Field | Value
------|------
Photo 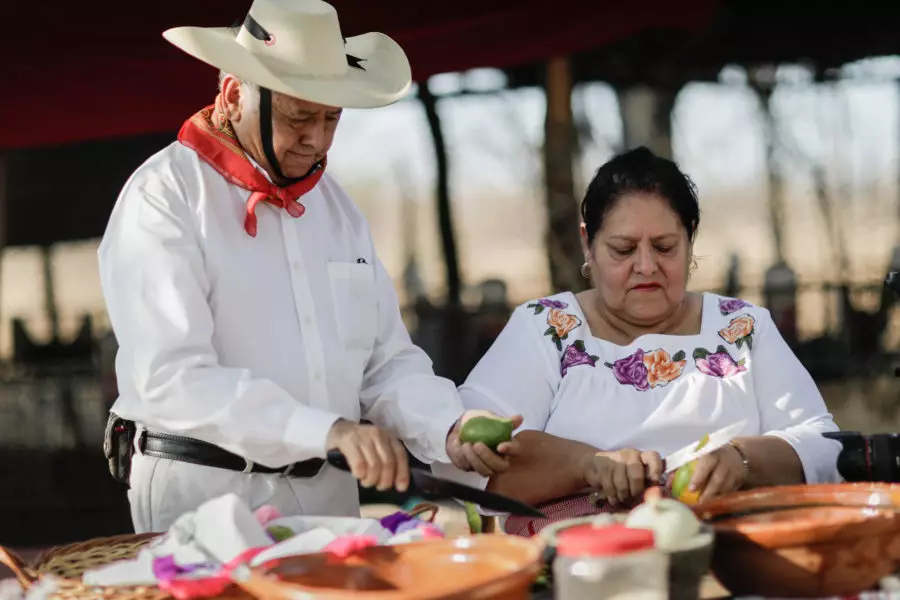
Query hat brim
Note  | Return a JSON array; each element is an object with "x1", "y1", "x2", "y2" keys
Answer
[{"x1": 163, "y1": 27, "x2": 411, "y2": 109}]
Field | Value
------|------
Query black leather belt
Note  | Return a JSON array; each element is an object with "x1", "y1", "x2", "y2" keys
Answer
[{"x1": 140, "y1": 431, "x2": 325, "y2": 478}]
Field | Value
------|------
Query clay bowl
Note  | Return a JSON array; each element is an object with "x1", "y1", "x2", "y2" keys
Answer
[
  {"x1": 261, "y1": 534, "x2": 542, "y2": 600},
  {"x1": 693, "y1": 483, "x2": 900, "y2": 598}
]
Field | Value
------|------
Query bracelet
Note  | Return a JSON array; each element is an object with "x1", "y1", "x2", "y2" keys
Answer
[{"x1": 728, "y1": 440, "x2": 750, "y2": 481}]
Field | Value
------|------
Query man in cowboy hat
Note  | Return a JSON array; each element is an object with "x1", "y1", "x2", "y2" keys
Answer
[{"x1": 98, "y1": 0, "x2": 519, "y2": 533}]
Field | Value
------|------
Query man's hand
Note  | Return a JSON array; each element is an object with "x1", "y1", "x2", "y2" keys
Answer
[
  {"x1": 445, "y1": 410, "x2": 524, "y2": 477},
  {"x1": 325, "y1": 419, "x2": 410, "y2": 492}
]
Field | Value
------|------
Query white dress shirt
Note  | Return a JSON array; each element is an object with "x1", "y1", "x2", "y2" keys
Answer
[
  {"x1": 435, "y1": 292, "x2": 842, "y2": 500},
  {"x1": 98, "y1": 141, "x2": 463, "y2": 473}
]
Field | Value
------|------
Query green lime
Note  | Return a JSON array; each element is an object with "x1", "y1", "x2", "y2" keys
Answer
[
  {"x1": 459, "y1": 416, "x2": 514, "y2": 450},
  {"x1": 266, "y1": 525, "x2": 295, "y2": 542}
]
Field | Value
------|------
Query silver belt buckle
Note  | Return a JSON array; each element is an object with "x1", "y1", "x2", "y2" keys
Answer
[{"x1": 242, "y1": 459, "x2": 255, "y2": 474}]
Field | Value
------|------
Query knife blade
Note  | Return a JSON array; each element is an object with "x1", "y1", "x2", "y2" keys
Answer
[
  {"x1": 663, "y1": 419, "x2": 748, "y2": 475},
  {"x1": 325, "y1": 449, "x2": 546, "y2": 518}
]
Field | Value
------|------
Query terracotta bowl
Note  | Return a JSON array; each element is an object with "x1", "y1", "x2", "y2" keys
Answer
[
  {"x1": 693, "y1": 483, "x2": 900, "y2": 598},
  {"x1": 260, "y1": 534, "x2": 542, "y2": 600}
]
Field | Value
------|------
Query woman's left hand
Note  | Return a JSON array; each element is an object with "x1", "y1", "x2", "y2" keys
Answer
[{"x1": 689, "y1": 443, "x2": 748, "y2": 502}]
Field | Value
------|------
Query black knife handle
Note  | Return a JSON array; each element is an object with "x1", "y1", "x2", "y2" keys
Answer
[{"x1": 326, "y1": 449, "x2": 351, "y2": 472}]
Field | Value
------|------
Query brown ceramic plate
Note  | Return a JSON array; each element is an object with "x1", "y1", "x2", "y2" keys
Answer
[{"x1": 262, "y1": 534, "x2": 542, "y2": 600}]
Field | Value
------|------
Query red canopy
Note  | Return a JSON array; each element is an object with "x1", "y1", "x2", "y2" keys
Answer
[{"x1": 0, "y1": 0, "x2": 718, "y2": 149}]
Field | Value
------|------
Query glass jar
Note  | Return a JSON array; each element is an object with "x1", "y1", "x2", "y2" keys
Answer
[{"x1": 552, "y1": 523, "x2": 669, "y2": 600}]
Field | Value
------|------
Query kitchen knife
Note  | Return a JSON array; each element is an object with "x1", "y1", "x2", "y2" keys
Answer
[
  {"x1": 663, "y1": 419, "x2": 748, "y2": 475},
  {"x1": 326, "y1": 449, "x2": 546, "y2": 518}
]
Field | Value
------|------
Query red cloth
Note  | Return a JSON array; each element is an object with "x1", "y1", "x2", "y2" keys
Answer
[
  {"x1": 505, "y1": 492, "x2": 647, "y2": 537},
  {"x1": 0, "y1": 0, "x2": 720, "y2": 149},
  {"x1": 176, "y1": 97, "x2": 325, "y2": 237}
]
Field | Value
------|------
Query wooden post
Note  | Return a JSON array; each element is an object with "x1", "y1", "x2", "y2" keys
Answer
[{"x1": 543, "y1": 57, "x2": 585, "y2": 293}]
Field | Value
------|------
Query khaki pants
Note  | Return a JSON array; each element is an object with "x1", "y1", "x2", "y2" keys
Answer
[{"x1": 127, "y1": 446, "x2": 360, "y2": 533}]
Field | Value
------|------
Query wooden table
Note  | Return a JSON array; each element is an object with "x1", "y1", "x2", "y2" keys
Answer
[{"x1": 531, "y1": 575, "x2": 730, "y2": 599}]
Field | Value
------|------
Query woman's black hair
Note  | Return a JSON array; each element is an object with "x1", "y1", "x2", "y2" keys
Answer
[{"x1": 581, "y1": 146, "x2": 700, "y2": 245}]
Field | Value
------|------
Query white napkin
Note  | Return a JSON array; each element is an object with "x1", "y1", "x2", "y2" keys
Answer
[
  {"x1": 82, "y1": 493, "x2": 436, "y2": 588},
  {"x1": 249, "y1": 516, "x2": 393, "y2": 565},
  {"x1": 267, "y1": 516, "x2": 391, "y2": 541},
  {"x1": 83, "y1": 493, "x2": 268, "y2": 587}
]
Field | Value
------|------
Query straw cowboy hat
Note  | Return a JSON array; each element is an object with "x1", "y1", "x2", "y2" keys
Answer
[{"x1": 163, "y1": 0, "x2": 412, "y2": 109}]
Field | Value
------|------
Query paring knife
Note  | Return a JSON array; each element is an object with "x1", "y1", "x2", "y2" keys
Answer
[
  {"x1": 326, "y1": 449, "x2": 546, "y2": 518},
  {"x1": 663, "y1": 419, "x2": 749, "y2": 475}
]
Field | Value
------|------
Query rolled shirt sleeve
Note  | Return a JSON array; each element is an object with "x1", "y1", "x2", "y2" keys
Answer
[
  {"x1": 750, "y1": 309, "x2": 843, "y2": 484},
  {"x1": 358, "y1": 257, "x2": 464, "y2": 464}
]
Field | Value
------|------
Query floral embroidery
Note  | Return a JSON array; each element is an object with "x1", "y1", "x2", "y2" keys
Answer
[
  {"x1": 527, "y1": 298, "x2": 568, "y2": 315},
  {"x1": 644, "y1": 349, "x2": 687, "y2": 388},
  {"x1": 543, "y1": 308, "x2": 581, "y2": 350},
  {"x1": 604, "y1": 348, "x2": 687, "y2": 391},
  {"x1": 718, "y1": 297, "x2": 751, "y2": 316},
  {"x1": 605, "y1": 349, "x2": 649, "y2": 391},
  {"x1": 693, "y1": 345, "x2": 746, "y2": 378},
  {"x1": 561, "y1": 340, "x2": 599, "y2": 376},
  {"x1": 718, "y1": 314, "x2": 756, "y2": 350}
]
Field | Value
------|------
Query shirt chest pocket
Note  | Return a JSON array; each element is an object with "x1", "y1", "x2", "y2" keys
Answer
[{"x1": 328, "y1": 262, "x2": 378, "y2": 352}]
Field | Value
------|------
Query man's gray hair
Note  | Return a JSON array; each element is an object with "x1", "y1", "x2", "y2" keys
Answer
[{"x1": 218, "y1": 70, "x2": 259, "y2": 115}]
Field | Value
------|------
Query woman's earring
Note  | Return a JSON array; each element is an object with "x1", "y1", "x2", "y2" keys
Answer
[
  {"x1": 690, "y1": 256, "x2": 699, "y2": 274},
  {"x1": 581, "y1": 262, "x2": 592, "y2": 279}
]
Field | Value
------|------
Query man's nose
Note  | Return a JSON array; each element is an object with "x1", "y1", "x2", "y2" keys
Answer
[{"x1": 300, "y1": 119, "x2": 327, "y2": 150}]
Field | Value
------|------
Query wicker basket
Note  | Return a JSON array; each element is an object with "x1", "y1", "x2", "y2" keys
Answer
[{"x1": 0, "y1": 503, "x2": 442, "y2": 600}]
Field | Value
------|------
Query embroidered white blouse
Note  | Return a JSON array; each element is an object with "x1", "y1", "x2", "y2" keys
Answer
[
  {"x1": 98, "y1": 142, "x2": 463, "y2": 471},
  {"x1": 439, "y1": 291, "x2": 842, "y2": 489}
]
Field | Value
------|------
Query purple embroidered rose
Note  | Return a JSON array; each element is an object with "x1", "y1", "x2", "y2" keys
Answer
[
  {"x1": 561, "y1": 340, "x2": 599, "y2": 376},
  {"x1": 695, "y1": 349, "x2": 746, "y2": 378},
  {"x1": 607, "y1": 349, "x2": 649, "y2": 391},
  {"x1": 538, "y1": 298, "x2": 568, "y2": 309},
  {"x1": 718, "y1": 297, "x2": 750, "y2": 316},
  {"x1": 527, "y1": 298, "x2": 568, "y2": 315}
]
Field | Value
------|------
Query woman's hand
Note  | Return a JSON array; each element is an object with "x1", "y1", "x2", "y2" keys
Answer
[
  {"x1": 689, "y1": 442, "x2": 748, "y2": 502},
  {"x1": 582, "y1": 448, "x2": 664, "y2": 505}
]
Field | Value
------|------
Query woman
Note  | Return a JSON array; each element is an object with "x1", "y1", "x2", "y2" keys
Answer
[{"x1": 451, "y1": 147, "x2": 841, "y2": 536}]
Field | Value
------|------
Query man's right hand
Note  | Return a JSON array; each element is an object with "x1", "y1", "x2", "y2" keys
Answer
[{"x1": 325, "y1": 419, "x2": 410, "y2": 492}]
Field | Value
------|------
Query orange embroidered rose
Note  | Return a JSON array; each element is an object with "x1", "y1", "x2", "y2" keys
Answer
[
  {"x1": 718, "y1": 315, "x2": 756, "y2": 347},
  {"x1": 642, "y1": 349, "x2": 687, "y2": 388},
  {"x1": 547, "y1": 308, "x2": 581, "y2": 339}
]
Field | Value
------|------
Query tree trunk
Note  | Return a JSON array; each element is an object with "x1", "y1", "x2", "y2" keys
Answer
[
  {"x1": 419, "y1": 82, "x2": 470, "y2": 384},
  {"x1": 419, "y1": 82, "x2": 462, "y2": 308},
  {"x1": 543, "y1": 57, "x2": 585, "y2": 293},
  {"x1": 617, "y1": 84, "x2": 678, "y2": 159},
  {"x1": 751, "y1": 81, "x2": 787, "y2": 265}
]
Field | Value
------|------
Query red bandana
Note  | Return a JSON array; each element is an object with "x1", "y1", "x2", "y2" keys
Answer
[{"x1": 176, "y1": 96, "x2": 326, "y2": 237}]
